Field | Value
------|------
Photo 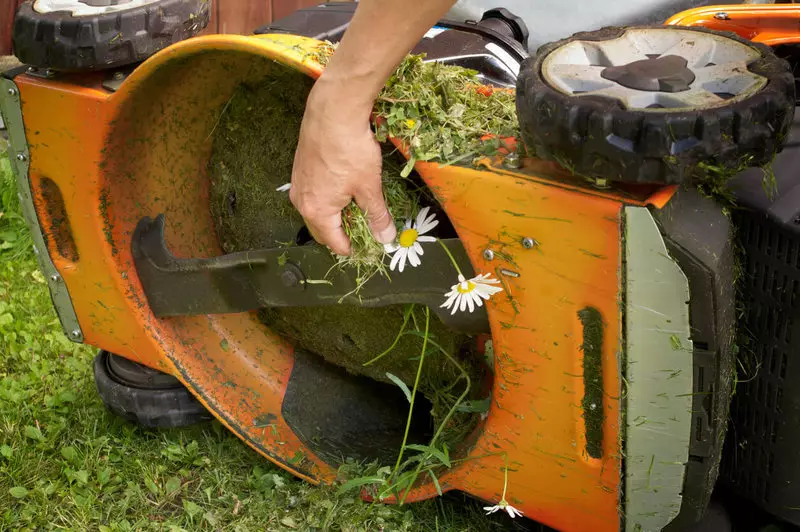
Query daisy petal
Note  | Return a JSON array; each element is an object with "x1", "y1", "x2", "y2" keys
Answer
[
  {"x1": 390, "y1": 249, "x2": 403, "y2": 271},
  {"x1": 484, "y1": 505, "x2": 501, "y2": 515},
  {"x1": 459, "y1": 293, "x2": 469, "y2": 313},
  {"x1": 471, "y1": 291, "x2": 483, "y2": 310},
  {"x1": 275, "y1": 183, "x2": 292, "y2": 192},
  {"x1": 466, "y1": 293, "x2": 475, "y2": 313},
  {"x1": 417, "y1": 235, "x2": 436, "y2": 243},
  {"x1": 384, "y1": 242, "x2": 400, "y2": 253},
  {"x1": 398, "y1": 251, "x2": 408, "y2": 272},
  {"x1": 407, "y1": 248, "x2": 420, "y2": 267},
  {"x1": 451, "y1": 295, "x2": 461, "y2": 315},
  {"x1": 416, "y1": 211, "x2": 439, "y2": 233},
  {"x1": 413, "y1": 241, "x2": 424, "y2": 256},
  {"x1": 441, "y1": 292, "x2": 459, "y2": 310},
  {"x1": 416, "y1": 206, "x2": 430, "y2": 227}
]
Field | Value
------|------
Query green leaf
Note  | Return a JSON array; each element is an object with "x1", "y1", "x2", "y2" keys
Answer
[
  {"x1": 9, "y1": 486, "x2": 28, "y2": 498},
  {"x1": 428, "y1": 471, "x2": 443, "y2": 496},
  {"x1": 145, "y1": 478, "x2": 159, "y2": 495},
  {"x1": 61, "y1": 446, "x2": 79, "y2": 464},
  {"x1": 337, "y1": 476, "x2": 386, "y2": 495},
  {"x1": 97, "y1": 467, "x2": 112, "y2": 486},
  {"x1": 183, "y1": 500, "x2": 202, "y2": 518},
  {"x1": 385, "y1": 373, "x2": 412, "y2": 403},
  {"x1": 400, "y1": 157, "x2": 416, "y2": 178},
  {"x1": 73, "y1": 469, "x2": 89, "y2": 485},
  {"x1": 0, "y1": 445, "x2": 11, "y2": 459},
  {"x1": 165, "y1": 476, "x2": 181, "y2": 496},
  {"x1": 23, "y1": 425, "x2": 43, "y2": 441},
  {"x1": 455, "y1": 397, "x2": 491, "y2": 414},
  {"x1": 404, "y1": 444, "x2": 451, "y2": 468}
]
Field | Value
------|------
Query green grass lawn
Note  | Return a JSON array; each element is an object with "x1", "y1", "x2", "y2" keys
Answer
[{"x1": 0, "y1": 143, "x2": 525, "y2": 530}]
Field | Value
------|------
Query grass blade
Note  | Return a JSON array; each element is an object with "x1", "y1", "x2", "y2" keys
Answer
[{"x1": 386, "y1": 372, "x2": 412, "y2": 403}]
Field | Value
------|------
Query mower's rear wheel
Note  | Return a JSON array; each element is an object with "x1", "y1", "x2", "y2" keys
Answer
[
  {"x1": 93, "y1": 350, "x2": 211, "y2": 428},
  {"x1": 516, "y1": 26, "x2": 796, "y2": 184},
  {"x1": 12, "y1": 0, "x2": 210, "y2": 72}
]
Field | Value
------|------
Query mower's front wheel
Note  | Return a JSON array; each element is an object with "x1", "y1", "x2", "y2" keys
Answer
[{"x1": 93, "y1": 351, "x2": 211, "y2": 428}]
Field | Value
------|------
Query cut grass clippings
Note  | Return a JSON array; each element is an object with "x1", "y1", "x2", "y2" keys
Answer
[{"x1": 0, "y1": 148, "x2": 524, "y2": 530}]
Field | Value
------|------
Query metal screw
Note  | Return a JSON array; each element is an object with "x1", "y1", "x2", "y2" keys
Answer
[
  {"x1": 16, "y1": 153, "x2": 26, "y2": 162},
  {"x1": 70, "y1": 329, "x2": 82, "y2": 339},
  {"x1": 503, "y1": 152, "x2": 523, "y2": 170},
  {"x1": 112, "y1": 72, "x2": 125, "y2": 81},
  {"x1": 483, "y1": 249, "x2": 495, "y2": 261},
  {"x1": 27, "y1": 66, "x2": 38, "y2": 73},
  {"x1": 521, "y1": 237, "x2": 536, "y2": 249},
  {"x1": 44, "y1": 69, "x2": 55, "y2": 77},
  {"x1": 714, "y1": 12, "x2": 730, "y2": 20},
  {"x1": 7, "y1": 87, "x2": 17, "y2": 96},
  {"x1": 50, "y1": 273, "x2": 61, "y2": 282},
  {"x1": 592, "y1": 178, "x2": 610, "y2": 190}
]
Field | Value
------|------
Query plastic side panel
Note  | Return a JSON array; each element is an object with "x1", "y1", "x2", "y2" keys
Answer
[{"x1": 624, "y1": 206, "x2": 693, "y2": 532}]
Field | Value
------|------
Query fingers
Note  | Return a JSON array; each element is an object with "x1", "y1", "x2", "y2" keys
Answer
[
  {"x1": 354, "y1": 180, "x2": 397, "y2": 245},
  {"x1": 306, "y1": 213, "x2": 352, "y2": 257}
]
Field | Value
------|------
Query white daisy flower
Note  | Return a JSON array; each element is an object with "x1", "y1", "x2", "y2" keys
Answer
[
  {"x1": 384, "y1": 206, "x2": 438, "y2": 272},
  {"x1": 276, "y1": 183, "x2": 291, "y2": 192},
  {"x1": 484, "y1": 500, "x2": 523, "y2": 518},
  {"x1": 441, "y1": 273, "x2": 503, "y2": 314}
]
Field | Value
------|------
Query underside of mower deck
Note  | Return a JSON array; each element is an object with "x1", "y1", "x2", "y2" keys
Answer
[{"x1": 2, "y1": 2, "x2": 799, "y2": 532}]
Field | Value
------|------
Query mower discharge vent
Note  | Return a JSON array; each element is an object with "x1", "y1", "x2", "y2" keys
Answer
[
  {"x1": 723, "y1": 209, "x2": 800, "y2": 522},
  {"x1": 721, "y1": 107, "x2": 800, "y2": 525}
]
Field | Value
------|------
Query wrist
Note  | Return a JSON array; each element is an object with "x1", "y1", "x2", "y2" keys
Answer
[{"x1": 310, "y1": 71, "x2": 377, "y2": 121}]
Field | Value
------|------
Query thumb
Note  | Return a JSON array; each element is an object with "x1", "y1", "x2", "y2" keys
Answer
[{"x1": 354, "y1": 181, "x2": 396, "y2": 245}]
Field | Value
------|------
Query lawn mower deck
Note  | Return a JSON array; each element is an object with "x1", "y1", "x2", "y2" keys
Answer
[{"x1": 2, "y1": 2, "x2": 799, "y2": 531}]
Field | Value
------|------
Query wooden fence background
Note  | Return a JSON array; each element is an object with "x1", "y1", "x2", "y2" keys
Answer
[{"x1": 1, "y1": 0, "x2": 340, "y2": 56}]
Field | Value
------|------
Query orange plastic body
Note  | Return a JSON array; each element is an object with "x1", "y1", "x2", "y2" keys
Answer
[
  {"x1": 667, "y1": 4, "x2": 800, "y2": 46},
  {"x1": 11, "y1": 34, "x2": 678, "y2": 531}
]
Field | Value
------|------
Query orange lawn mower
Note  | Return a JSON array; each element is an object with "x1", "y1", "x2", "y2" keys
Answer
[{"x1": 2, "y1": 1, "x2": 800, "y2": 531}]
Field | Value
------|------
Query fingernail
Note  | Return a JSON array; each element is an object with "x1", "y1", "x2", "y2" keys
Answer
[{"x1": 375, "y1": 225, "x2": 397, "y2": 244}]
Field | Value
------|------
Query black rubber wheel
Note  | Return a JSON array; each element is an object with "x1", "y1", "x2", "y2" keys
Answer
[
  {"x1": 516, "y1": 26, "x2": 796, "y2": 185},
  {"x1": 93, "y1": 350, "x2": 211, "y2": 428},
  {"x1": 12, "y1": 0, "x2": 210, "y2": 72}
]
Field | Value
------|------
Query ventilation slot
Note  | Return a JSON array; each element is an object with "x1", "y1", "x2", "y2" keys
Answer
[
  {"x1": 40, "y1": 177, "x2": 79, "y2": 262},
  {"x1": 578, "y1": 307, "x2": 604, "y2": 459}
]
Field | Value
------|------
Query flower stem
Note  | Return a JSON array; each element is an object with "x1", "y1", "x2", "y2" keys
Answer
[
  {"x1": 437, "y1": 238, "x2": 463, "y2": 277},
  {"x1": 399, "y1": 337, "x2": 471, "y2": 505},
  {"x1": 390, "y1": 307, "x2": 430, "y2": 483},
  {"x1": 363, "y1": 305, "x2": 414, "y2": 367},
  {"x1": 501, "y1": 452, "x2": 509, "y2": 502}
]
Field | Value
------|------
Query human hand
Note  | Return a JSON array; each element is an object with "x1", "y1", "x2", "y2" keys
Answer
[{"x1": 289, "y1": 78, "x2": 397, "y2": 256}]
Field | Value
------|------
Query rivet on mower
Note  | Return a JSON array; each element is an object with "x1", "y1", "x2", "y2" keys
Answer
[
  {"x1": 7, "y1": 87, "x2": 17, "y2": 96},
  {"x1": 714, "y1": 12, "x2": 730, "y2": 20},
  {"x1": 70, "y1": 329, "x2": 82, "y2": 339},
  {"x1": 521, "y1": 237, "x2": 537, "y2": 249},
  {"x1": 483, "y1": 249, "x2": 495, "y2": 260},
  {"x1": 50, "y1": 273, "x2": 61, "y2": 282},
  {"x1": 16, "y1": 153, "x2": 27, "y2": 162}
]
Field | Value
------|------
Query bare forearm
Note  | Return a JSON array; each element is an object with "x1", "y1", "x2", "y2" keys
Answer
[{"x1": 314, "y1": 0, "x2": 457, "y2": 116}]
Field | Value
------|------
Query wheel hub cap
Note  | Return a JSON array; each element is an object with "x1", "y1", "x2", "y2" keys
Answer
[
  {"x1": 542, "y1": 28, "x2": 768, "y2": 111},
  {"x1": 601, "y1": 55, "x2": 695, "y2": 93}
]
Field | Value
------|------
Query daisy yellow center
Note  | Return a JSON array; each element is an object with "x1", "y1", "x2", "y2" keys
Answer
[
  {"x1": 398, "y1": 228, "x2": 419, "y2": 248},
  {"x1": 457, "y1": 281, "x2": 476, "y2": 294}
]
